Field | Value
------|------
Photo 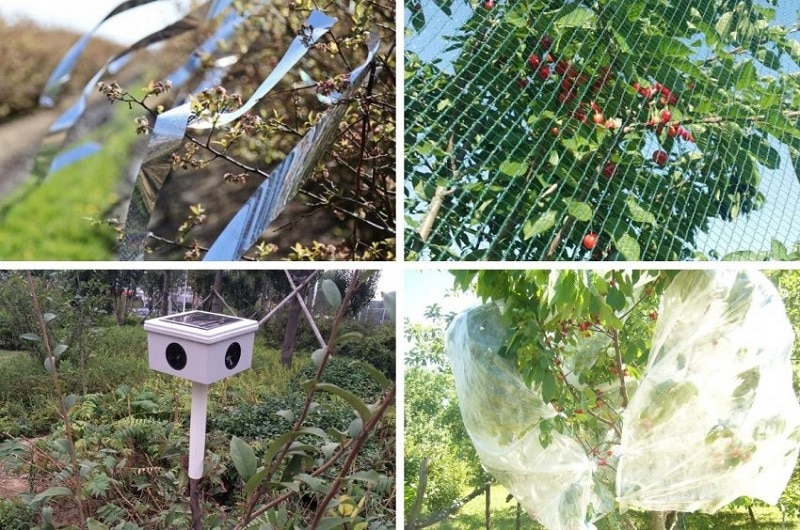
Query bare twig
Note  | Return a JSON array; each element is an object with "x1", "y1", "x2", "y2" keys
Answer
[{"x1": 25, "y1": 272, "x2": 87, "y2": 529}]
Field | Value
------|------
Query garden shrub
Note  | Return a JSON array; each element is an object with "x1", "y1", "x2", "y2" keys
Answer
[
  {"x1": 335, "y1": 323, "x2": 395, "y2": 380},
  {"x1": 211, "y1": 391, "x2": 357, "y2": 441},
  {"x1": 0, "y1": 354, "x2": 51, "y2": 405},
  {"x1": 0, "y1": 18, "x2": 120, "y2": 123},
  {"x1": 0, "y1": 498, "x2": 36, "y2": 530},
  {"x1": 300, "y1": 356, "x2": 385, "y2": 400}
]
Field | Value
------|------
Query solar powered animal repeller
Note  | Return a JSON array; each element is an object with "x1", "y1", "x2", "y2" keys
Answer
[{"x1": 144, "y1": 311, "x2": 258, "y2": 487}]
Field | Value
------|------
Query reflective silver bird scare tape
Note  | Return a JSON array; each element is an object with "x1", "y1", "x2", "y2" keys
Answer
[
  {"x1": 203, "y1": 35, "x2": 380, "y2": 261},
  {"x1": 117, "y1": 9, "x2": 338, "y2": 260},
  {"x1": 35, "y1": 0, "x2": 381, "y2": 261},
  {"x1": 34, "y1": 0, "x2": 238, "y2": 180}
]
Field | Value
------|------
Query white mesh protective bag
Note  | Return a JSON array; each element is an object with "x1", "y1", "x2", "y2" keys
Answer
[
  {"x1": 446, "y1": 304, "x2": 603, "y2": 530},
  {"x1": 617, "y1": 270, "x2": 800, "y2": 512}
]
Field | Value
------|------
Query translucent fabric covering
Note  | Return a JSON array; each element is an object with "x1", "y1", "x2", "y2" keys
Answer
[
  {"x1": 447, "y1": 270, "x2": 800, "y2": 529},
  {"x1": 617, "y1": 270, "x2": 800, "y2": 512},
  {"x1": 447, "y1": 304, "x2": 602, "y2": 530}
]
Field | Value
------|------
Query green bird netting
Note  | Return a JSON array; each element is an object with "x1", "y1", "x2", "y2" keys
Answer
[{"x1": 404, "y1": 0, "x2": 800, "y2": 261}]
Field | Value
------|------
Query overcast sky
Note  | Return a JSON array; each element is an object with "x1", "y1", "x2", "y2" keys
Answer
[{"x1": 0, "y1": 0, "x2": 193, "y2": 44}]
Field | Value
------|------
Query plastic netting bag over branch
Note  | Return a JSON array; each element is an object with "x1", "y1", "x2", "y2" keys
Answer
[
  {"x1": 446, "y1": 270, "x2": 800, "y2": 530},
  {"x1": 447, "y1": 304, "x2": 612, "y2": 530},
  {"x1": 405, "y1": 0, "x2": 800, "y2": 261},
  {"x1": 618, "y1": 270, "x2": 800, "y2": 512}
]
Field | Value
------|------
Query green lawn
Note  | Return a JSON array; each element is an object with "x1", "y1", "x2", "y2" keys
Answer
[
  {"x1": 428, "y1": 485, "x2": 800, "y2": 529},
  {"x1": 0, "y1": 105, "x2": 139, "y2": 260}
]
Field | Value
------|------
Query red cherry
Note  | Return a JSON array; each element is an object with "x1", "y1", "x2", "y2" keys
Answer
[
  {"x1": 570, "y1": 107, "x2": 587, "y2": 123},
  {"x1": 602, "y1": 162, "x2": 617, "y2": 179},
  {"x1": 593, "y1": 112, "x2": 604, "y2": 125},
  {"x1": 649, "y1": 311, "x2": 658, "y2": 321},
  {"x1": 528, "y1": 54, "x2": 541, "y2": 69},
  {"x1": 652, "y1": 149, "x2": 668, "y2": 166},
  {"x1": 660, "y1": 109, "x2": 672, "y2": 123},
  {"x1": 550, "y1": 126, "x2": 560, "y2": 136},
  {"x1": 517, "y1": 78, "x2": 529, "y2": 88},
  {"x1": 483, "y1": 0, "x2": 494, "y2": 8},
  {"x1": 582, "y1": 232, "x2": 598, "y2": 250},
  {"x1": 537, "y1": 66, "x2": 551, "y2": 80},
  {"x1": 555, "y1": 60, "x2": 570, "y2": 76},
  {"x1": 541, "y1": 35, "x2": 553, "y2": 49},
  {"x1": 668, "y1": 124, "x2": 680, "y2": 138}
]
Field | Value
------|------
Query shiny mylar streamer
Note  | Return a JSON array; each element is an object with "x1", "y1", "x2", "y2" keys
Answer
[
  {"x1": 35, "y1": 0, "x2": 237, "y2": 179},
  {"x1": 118, "y1": 10, "x2": 339, "y2": 260},
  {"x1": 203, "y1": 35, "x2": 380, "y2": 261}
]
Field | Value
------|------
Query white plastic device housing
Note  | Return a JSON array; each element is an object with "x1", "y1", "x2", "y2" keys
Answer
[{"x1": 144, "y1": 310, "x2": 258, "y2": 384}]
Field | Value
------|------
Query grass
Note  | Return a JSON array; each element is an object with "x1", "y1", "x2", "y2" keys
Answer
[
  {"x1": 0, "y1": 104, "x2": 139, "y2": 260},
  {"x1": 428, "y1": 485, "x2": 800, "y2": 529}
]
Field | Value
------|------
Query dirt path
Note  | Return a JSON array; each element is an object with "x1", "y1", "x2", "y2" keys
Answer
[{"x1": 0, "y1": 438, "x2": 37, "y2": 499}]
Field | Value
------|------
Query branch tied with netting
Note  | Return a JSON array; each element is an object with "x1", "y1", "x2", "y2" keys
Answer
[{"x1": 405, "y1": 0, "x2": 800, "y2": 261}]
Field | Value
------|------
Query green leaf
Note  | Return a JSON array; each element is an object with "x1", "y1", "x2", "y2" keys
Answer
[
  {"x1": 626, "y1": 197, "x2": 657, "y2": 226},
  {"x1": 554, "y1": 4, "x2": 596, "y2": 28},
  {"x1": 499, "y1": 160, "x2": 527, "y2": 177},
  {"x1": 715, "y1": 11, "x2": 734, "y2": 39},
  {"x1": 64, "y1": 394, "x2": 79, "y2": 410},
  {"x1": 541, "y1": 371, "x2": 556, "y2": 402},
  {"x1": 347, "y1": 418, "x2": 363, "y2": 437},
  {"x1": 606, "y1": 287, "x2": 626, "y2": 311},
  {"x1": 349, "y1": 360, "x2": 392, "y2": 391},
  {"x1": 756, "y1": 47, "x2": 781, "y2": 70},
  {"x1": 566, "y1": 200, "x2": 592, "y2": 221},
  {"x1": 53, "y1": 343, "x2": 68, "y2": 359},
  {"x1": 43, "y1": 313, "x2": 57, "y2": 323},
  {"x1": 742, "y1": 134, "x2": 780, "y2": 170},
  {"x1": 32, "y1": 486, "x2": 73, "y2": 505},
  {"x1": 431, "y1": 0, "x2": 453, "y2": 15},
  {"x1": 321, "y1": 279, "x2": 342, "y2": 309},
  {"x1": 87, "y1": 520, "x2": 110, "y2": 530},
  {"x1": 311, "y1": 348, "x2": 327, "y2": 368},
  {"x1": 771, "y1": 239, "x2": 789, "y2": 260},
  {"x1": 20, "y1": 333, "x2": 41, "y2": 342},
  {"x1": 44, "y1": 357, "x2": 56, "y2": 374},
  {"x1": 295, "y1": 473, "x2": 330, "y2": 494},
  {"x1": 734, "y1": 61, "x2": 757, "y2": 91},
  {"x1": 523, "y1": 210, "x2": 557, "y2": 240},
  {"x1": 614, "y1": 233, "x2": 641, "y2": 261},
  {"x1": 262, "y1": 427, "x2": 329, "y2": 466},
  {"x1": 244, "y1": 468, "x2": 268, "y2": 498},
  {"x1": 230, "y1": 436, "x2": 258, "y2": 482},
  {"x1": 304, "y1": 381, "x2": 372, "y2": 423}
]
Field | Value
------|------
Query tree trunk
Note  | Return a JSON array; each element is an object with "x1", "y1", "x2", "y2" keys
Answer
[
  {"x1": 211, "y1": 270, "x2": 223, "y2": 314},
  {"x1": 650, "y1": 511, "x2": 666, "y2": 530},
  {"x1": 406, "y1": 457, "x2": 429, "y2": 529},
  {"x1": 484, "y1": 483, "x2": 491, "y2": 530},
  {"x1": 160, "y1": 271, "x2": 171, "y2": 316}
]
